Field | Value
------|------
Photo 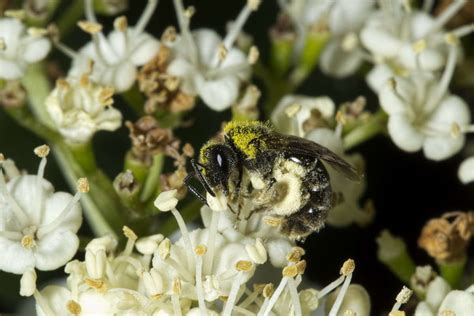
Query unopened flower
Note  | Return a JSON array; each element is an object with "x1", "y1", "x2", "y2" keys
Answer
[
  {"x1": 67, "y1": 0, "x2": 160, "y2": 92},
  {"x1": 167, "y1": 0, "x2": 260, "y2": 111},
  {"x1": 410, "y1": 265, "x2": 438, "y2": 297},
  {"x1": 378, "y1": 46, "x2": 472, "y2": 161},
  {"x1": 45, "y1": 75, "x2": 122, "y2": 144},
  {"x1": 0, "y1": 147, "x2": 84, "y2": 275},
  {"x1": 138, "y1": 45, "x2": 195, "y2": 114},
  {"x1": 0, "y1": 18, "x2": 51, "y2": 80},
  {"x1": 0, "y1": 80, "x2": 26, "y2": 108}
]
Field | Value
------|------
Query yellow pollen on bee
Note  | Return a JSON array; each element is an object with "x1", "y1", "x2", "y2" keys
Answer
[{"x1": 21, "y1": 235, "x2": 36, "y2": 249}]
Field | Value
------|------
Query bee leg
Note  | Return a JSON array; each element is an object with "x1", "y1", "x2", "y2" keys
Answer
[
  {"x1": 190, "y1": 159, "x2": 216, "y2": 197},
  {"x1": 184, "y1": 173, "x2": 208, "y2": 205}
]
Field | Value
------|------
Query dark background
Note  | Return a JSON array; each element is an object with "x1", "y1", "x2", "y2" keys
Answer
[{"x1": 1, "y1": 0, "x2": 473, "y2": 314}]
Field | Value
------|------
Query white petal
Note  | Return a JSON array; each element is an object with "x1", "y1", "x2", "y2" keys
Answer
[
  {"x1": 328, "y1": 0, "x2": 374, "y2": 35},
  {"x1": 192, "y1": 29, "x2": 222, "y2": 66},
  {"x1": 458, "y1": 157, "x2": 474, "y2": 184},
  {"x1": 0, "y1": 237, "x2": 35, "y2": 274},
  {"x1": 0, "y1": 58, "x2": 24, "y2": 80},
  {"x1": 79, "y1": 291, "x2": 113, "y2": 314},
  {"x1": 7, "y1": 175, "x2": 54, "y2": 223},
  {"x1": 36, "y1": 285, "x2": 71, "y2": 316},
  {"x1": 21, "y1": 37, "x2": 51, "y2": 63},
  {"x1": 320, "y1": 39, "x2": 364, "y2": 78},
  {"x1": 438, "y1": 290, "x2": 474, "y2": 315},
  {"x1": 325, "y1": 284, "x2": 371, "y2": 316},
  {"x1": 112, "y1": 62, "x2": 137, "y2": 92},
  {"x1": 167, "y1": 58, "x2": 198, "y2": 95},
  {"x1": 0, "y1": 18, "x2": 24, "y2": 54},
  {"x1": 387, "y1": 114, "x2": 424, "y2": 152},
  {"x1": 306, "y1": 128, "x2": 344, "y2": 155},
  {"x1": 410, "y1": 12, "x2": 437, "y2": 39},
  {"x1": 265, "y1": 238, "x2": 293, "y2": 268},
  {"x1": 423, "y1": 95, "x2": 470, "y2": 161},
  {"x1": 360, "y1": 22, "x2": 402, "y2": 58},
  {"x1": 41, "y1": 192, "x2": 82, "y2": 232},
  {"x1": 95, "y1": 107, "x2": 123, "y2": 131},
  {"x1": 196, "y1": 75, "x2": 239, "y2": 111},
  {"x1": 378, "y1": 77, "x2": 414, "y2": 115},
  {"x1": 399, "y1": 44, "x2": 446, "y2": 71},
  {"x1": 425, "y1": 277, "x2": 451, "y2": 311},
  {"x1": 129, "y1": 34, "x2": 160, "y2": 65},
  {"x1": 414, "y1": 301, "x2": 435, "y2": 316},
  {"x1": 35, "y1": 229, "x2": 79, "y2": 271},
  {"x1": 366, "y1": 64, "x2": 394, "y2": 93}
]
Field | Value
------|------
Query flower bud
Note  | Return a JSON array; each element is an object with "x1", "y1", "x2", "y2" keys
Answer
[{"x1": 20, "y1": 269, "x2": 37, "y2": 297}]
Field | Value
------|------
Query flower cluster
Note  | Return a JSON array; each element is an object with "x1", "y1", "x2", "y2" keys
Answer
[{"x1": 32, "y1": 190, "x2": 375, "y2": 315}]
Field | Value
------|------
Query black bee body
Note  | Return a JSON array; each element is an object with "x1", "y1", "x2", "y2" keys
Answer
[{"x1": 185, "y1": 121, "x2": 359, "y2": 240}]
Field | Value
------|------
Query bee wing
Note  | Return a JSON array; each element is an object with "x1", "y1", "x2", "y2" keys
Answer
[{"x1": 263, "y1": 133, "x2": 362, "y2": 181}]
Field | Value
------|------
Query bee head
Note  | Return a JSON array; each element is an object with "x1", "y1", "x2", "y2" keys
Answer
[{"x1": 200, "y1": 144, "x2": 239, "y2": 195}]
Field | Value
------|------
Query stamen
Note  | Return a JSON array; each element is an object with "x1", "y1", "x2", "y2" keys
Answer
[
  {"x1": 248, "y1": 46, "x2": 260, "y2": 64},
  {"x1": 171, "y1": 279, "x2": 182, "y2": 316},
  {"x1": 133, "y1": 0, "x2": 159, "y2": 37},
  {"x1": 171, "y1": 207, "x2": 196, "y2": 270},
  {"x1": 223, "y1": 0, "x2": 260, "y2": 50},
  {"x1": 54, "y1": 42, "x2": 79, "y2": 59},
  {"x1": 426, "y1": 45, "x2": 457, "y2": 112},
  {"x1": 0, "y1": 163, "x2": 30, "y2": 227},
  {"x1": 122, "y1": 226, "x2": 138, "y2": 256},
  {"x1": 223, "y1": 261, "x2": 252, "y2": 316},
  {"x1": 34, "y1": 145, "x2": 49, "y2": 222},
  {"x1": 423, "y1": 0, "x2": 434, "y2": 12},
  {"x1": 328, "y1": 271, "x2": 353, "y2": 316},
  {"x1": 287, "y1": 277, "x2": 302, "y2": 316},
  {"x1": 425, "y1": 0, "x2": 467, "y2": 36},
  {"x1": 260, "y1": 276, "x2": 288, "y2": 316},
  {"x1": 84, "y1": 0, "x2": 98, "y2": 23},
  {"x1": 173, "y1": 0, "x2": 198, "y2": 64},
  {"x1": 36, "y1": 178, "x2": 88, "y2": 238},
  {"x1": 317, "y1": 275, "x2": 345, "y2": 298},
  {"x1": 391, "y1": 286, "x2": 413, "y2": 311},
  {"x1": 21, "y1": 234, "x2": 36, "y2": 249},
  {"x1": 204, "y1": 208, "x2": 221, "y2": 275},
  {"x1": 194, "y1": 245, "x2": 208, "y2": 315}
]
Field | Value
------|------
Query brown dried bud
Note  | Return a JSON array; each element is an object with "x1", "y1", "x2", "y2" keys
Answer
[
  {"x1": 138, "y1": 46, "x2": 195, "y2": 114},
  {"x1": 126, "y1": 116, "x2": 176, "y2": 164},
  {"x1": 418, "y1": 214, "x2": 470, "y2": 263},
  {"x1": 0, "y1": 81, "x2": 26, "y2": 108}
]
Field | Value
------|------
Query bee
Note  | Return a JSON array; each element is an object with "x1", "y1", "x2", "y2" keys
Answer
[{"x1": 185, "y1": 121, "x2": 360, "y2": 240}]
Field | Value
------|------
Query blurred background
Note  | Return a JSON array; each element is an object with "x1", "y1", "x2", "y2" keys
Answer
[{"x1": 1, "y1": 0, "x2": 474, "y2": 314}]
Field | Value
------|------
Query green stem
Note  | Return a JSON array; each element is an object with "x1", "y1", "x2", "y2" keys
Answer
[
  {"x1": 140, "y1": 154, "x2": 164, "y2": 203},
  {"x1": 56, "y1": 0, "x2": 84, "y2": 37},
  {"x1": 68, "y1": 141, "x2": 97, "y2": 173},
  {"x1": 343, "y1": 110, "x2": 388, "y2": 150},
  {"x1": 21, "y1": 63, "x2": 55, "y2": 130},
  {"x1": 438, "y1": 258, "x2": 466, "y2": 288},
  {"x1": 160, "y1": 199, "x2": 202, "y2": 236},
  {"x1": 122, "y1": 84, "x2": 145, "y2": 116}
]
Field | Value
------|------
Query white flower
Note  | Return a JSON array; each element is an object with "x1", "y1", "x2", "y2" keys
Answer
[
  {"x1": 167, "y1": 0, "x2": 260, "y2": 111},
  {"x1": 318, "y1": 0, "x2": 375, "y2": 78},
  {"x1": 271, "y1": 95, "x2": 335, "y2": 137},
  {"x1": 378, "y1": 46, "x2": 472, "y2": 161},
  {"x1": 415, "y1": 277, "x2": 474, "y2": 316},
  {"x1": 361, "y1": 0, "x2": 472, "y2": 92},
  {"x1": 67, "y1": 0, "x2": 160, "y2": 92},
  {"x1": 0, "y1": 18, "x2": 51, "y2": 80},
  {"x1": 45, "y1": 75, "x2": 122, "y2": 144},
  {"x1": 458, "y1": 157, "x2": 474, "y2": 184},
  {"x1": 0, "y1": 147, "x2": 84, "y2": 275},
  {"x1": 306, "y1": 128, "x2": 371, "y2": 227}
]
